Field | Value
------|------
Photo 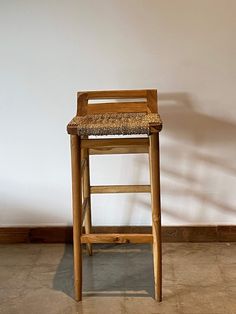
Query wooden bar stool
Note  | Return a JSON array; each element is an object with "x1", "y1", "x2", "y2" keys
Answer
[{"x1": 67, "y1": 89, "x2": 163, "y2": 302}]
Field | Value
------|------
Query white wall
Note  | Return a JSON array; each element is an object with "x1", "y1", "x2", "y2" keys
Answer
[{"x1": 0, "y1": 0, "x2": 236, "y2": 226}]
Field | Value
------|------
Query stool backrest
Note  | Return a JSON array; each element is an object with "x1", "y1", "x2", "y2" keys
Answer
[{"x1": 76, "y1": 90, "x2": 158, "y2": 116}]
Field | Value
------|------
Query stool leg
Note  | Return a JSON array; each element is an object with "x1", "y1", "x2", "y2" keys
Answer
[
  {"x1": 149, "y1": 133, "x2": 162, "y2": 302},
  {"x1": 70, "y1": 135, "x2": 82, "y2": 301},
  {"x1": 83, "y1": 148, "x2": 93, "y2": 256}
]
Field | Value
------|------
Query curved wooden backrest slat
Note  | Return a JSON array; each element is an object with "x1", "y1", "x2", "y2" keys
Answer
[{"x1": 76, "y1": 89, "x2": 158, "y2": 116}]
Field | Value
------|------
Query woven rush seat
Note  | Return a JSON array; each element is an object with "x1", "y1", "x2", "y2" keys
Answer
[{"x1": 67, "y1": 112, "x2": 162, "y2": 136}]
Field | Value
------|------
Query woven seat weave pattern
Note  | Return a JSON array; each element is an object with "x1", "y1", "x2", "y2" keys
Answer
[{"x1": 67, "y1": 112, "x2": 162, "y2": 136}]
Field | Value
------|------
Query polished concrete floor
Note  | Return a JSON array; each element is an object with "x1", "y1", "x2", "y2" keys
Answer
[{"x1": 0, "y1": 242, "x2": 235, "y2": 314}]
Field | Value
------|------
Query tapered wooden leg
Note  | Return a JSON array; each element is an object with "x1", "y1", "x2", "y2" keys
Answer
[
  {"x1": 70, "y1": 135, "x2": 82, "y2": 301},
  {"x1": 82, "y1": 148, "x2": 93, "y2": 256},
  {"x1": 149, "y1": 133, "x2": 162, "y2": 302}
]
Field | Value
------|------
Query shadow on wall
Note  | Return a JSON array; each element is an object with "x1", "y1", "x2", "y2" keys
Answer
[
  {"x1": 159, "y1": 92, "x2": 236, "y2": 149},
  {"x1": 159, "y1": 92, "x2": 236, "y2": 224},
  {"x1": 119, "y1": 92, "x2": 236, "y2": 225}
]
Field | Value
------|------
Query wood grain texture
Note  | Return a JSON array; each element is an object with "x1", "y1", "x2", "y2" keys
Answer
[
  {"x1": 81, "y1": 138, "x2": 149, "y2": 149},
  {"x1": 147, "y1": 90, "x2": 158, "y2": 113},
  {"x1": 70, "y1": 135, "x2": 82, "y2": 301},
  {"x1": 82, "y1": 147, "x2": 92, "y2": 255},
  {"x1": 149, "y1": 133, "x2": 162, "y2": 302},
  {"x1": 81, "y1": 159, "x2": 87, "y2": 174},
  {"x1": 81, "y1": 197, "x2": 89, "y2": 224},
  {"x1": 89, "y1": 146, "x2": 149, "y2": 155},
  {"x1": 81, "y1": 233, "x2": 153, "y2": 244},
  {"x1": 87, "y1": 102, "x2": 149, "y2": 114},
  {"x1": 90, "y1": 185, "x2": 151, "y2": 194},
  {"x1": 76, "y1": 89, "x2": 157, "y2": 117},
  {"x1": 79, "y1": 90, "x2": 148, "y2": 100},
  {"x1": 77, "y1": 92, "x2": 88, "y2": 116}
]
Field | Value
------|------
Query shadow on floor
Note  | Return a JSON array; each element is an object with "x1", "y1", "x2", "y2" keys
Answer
[{"x1": 53, "y1": 243, "x2": 154, "y2": 299}]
